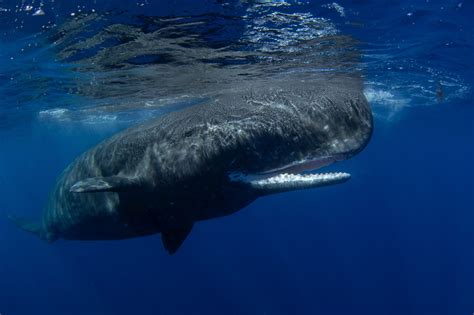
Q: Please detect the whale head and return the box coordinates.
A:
[223,75,373,194]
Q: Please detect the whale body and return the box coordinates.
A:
[10,75,372,254]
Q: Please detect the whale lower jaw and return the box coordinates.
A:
[230,172,351,195]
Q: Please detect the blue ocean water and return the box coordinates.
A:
[0,1,473,314]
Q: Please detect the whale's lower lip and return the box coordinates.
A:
[229,153,351,190]
[248,172,351,190]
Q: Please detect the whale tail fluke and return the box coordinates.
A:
[8,215,44,239]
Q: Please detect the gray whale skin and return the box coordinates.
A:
[10,76,372,254]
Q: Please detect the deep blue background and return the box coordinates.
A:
[0,1,473,314]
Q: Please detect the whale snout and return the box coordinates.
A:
[229,88,373,194]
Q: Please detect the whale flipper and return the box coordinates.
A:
[70,176,143,193]
[161,223,194,255]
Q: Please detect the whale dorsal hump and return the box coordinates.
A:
[69,175,143,193]
[161,223,194,255]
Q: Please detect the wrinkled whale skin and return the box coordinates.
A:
[11,76,372,253]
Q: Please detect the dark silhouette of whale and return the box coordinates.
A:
[10,75,372,254]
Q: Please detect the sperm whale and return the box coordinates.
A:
[10,75,372,254]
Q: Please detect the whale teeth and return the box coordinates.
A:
[247,172,350,187]
[229,171,351,193]
[238,171,351,194]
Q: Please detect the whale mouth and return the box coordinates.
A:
[248,172,351,191]
[229,154,351,193]
[259,153,348,176]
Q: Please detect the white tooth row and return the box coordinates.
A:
[252,172,350,185]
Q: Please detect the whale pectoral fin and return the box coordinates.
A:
[161,223,194,255]
[70,176,142,193]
